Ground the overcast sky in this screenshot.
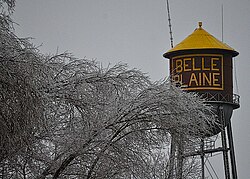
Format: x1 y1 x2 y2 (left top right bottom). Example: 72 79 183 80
13 0 250 178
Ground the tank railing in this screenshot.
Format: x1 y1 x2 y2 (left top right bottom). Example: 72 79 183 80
201 92 240 106
233 94 240 105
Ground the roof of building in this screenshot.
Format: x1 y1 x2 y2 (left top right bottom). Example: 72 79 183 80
164 22 239 57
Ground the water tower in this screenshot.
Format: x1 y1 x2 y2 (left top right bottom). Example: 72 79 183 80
163 22 239 179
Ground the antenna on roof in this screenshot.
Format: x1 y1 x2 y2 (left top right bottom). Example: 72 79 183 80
165 0 174 48
222 4 224 42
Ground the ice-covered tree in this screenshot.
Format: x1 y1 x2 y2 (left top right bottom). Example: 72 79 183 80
0 1 216 178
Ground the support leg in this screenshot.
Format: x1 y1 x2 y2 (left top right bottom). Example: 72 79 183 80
227 120 238 179
201 139 205 179
219 106 231 179
168 134 176 179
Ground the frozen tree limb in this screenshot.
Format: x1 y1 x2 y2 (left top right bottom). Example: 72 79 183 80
0 1 216 178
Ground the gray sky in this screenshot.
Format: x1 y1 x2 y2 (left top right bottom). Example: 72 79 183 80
13 0 250 178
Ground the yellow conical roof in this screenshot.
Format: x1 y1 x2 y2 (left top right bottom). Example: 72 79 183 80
164 22 238 57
